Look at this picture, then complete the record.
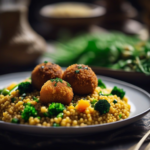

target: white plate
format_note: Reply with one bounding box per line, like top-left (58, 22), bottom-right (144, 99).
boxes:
top-left (0, 72), bottom-right (149, 136)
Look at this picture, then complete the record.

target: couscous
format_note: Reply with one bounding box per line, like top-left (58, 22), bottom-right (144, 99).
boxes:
top-left (0, 63), bottom-right (130, 127)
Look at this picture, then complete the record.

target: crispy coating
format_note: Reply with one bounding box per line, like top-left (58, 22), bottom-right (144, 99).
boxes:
top-left (40, 80), bottom-right (73, 105)
top-left (31, 62), bottom-right (63, 90)
top-left (62, 64), bottom-right (98, 95)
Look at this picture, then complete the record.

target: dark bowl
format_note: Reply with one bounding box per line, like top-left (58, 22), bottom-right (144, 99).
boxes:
top-left (40, 2), bottom-right (106, 27)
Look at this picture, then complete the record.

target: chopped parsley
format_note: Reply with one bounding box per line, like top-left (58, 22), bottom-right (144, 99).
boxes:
top-left (113, 99), bottom-right (118, 104)
top-left (67, 82), bottom-right (71, 87)
top-left (84, 67), bottom-right (88, 70)
top-left (37, 116), bottom-right (41, 120)
top-left (33, 96), bottom-right (39, 103)
top-left (119, 114), bottom-right (122, 119)
top-left (50, 78), bottom-right (63, 86)
top-left (43, 112), bottom-right (50, 117)
top-left (73, 103), bottom-right (77, 107)
top-left (77, 65), bottom-right (88, 70)
top-left (75, 70), bottom-right (80, 74)
top-left (11, 97), bottom-right (16, 102)
top-left (77, 66), bottom-right (82, 69)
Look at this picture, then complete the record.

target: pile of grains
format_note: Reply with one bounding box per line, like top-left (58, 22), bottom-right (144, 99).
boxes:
top-left (0, 86), bottom-right (130, 127)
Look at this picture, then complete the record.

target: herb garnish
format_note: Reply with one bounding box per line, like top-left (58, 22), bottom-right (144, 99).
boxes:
top-left (41, 66), bottom-right (44, 69)
top-left (44, 61), bottom-right (48, 64)
top-left (11, 97), bottom-right (16, 102)
top-left (113, 99), bottom-right (118, 104)
top-left (50, 78), bottom-right (63, 87)
top-left (84, 67), bottom-right (88, 70)
top-left (119, 114), bottom-right (122, 119)
top-left (67, 82), bottom-right (71, 87)
top-left (75, 70), bottom-right (80, 74)
top-left (33, 96), bottom-right (39, 103)
top-left (77, 66), bottom-right (82, 69)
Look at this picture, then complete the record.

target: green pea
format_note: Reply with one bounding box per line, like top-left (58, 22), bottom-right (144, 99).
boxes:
top-left (1, 88), bottom-right (10, 96)
top-left (57, 112), bottom-right (63, 118)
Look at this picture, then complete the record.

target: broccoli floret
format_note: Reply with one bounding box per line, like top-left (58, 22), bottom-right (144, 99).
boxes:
top-left (57, 112), bottom-right (64, 118)
top-left (21, 103), bottom-right (37, 121)
top-left (18, 82), bottom-right (33, 95)
top-left (48, 103), bottom-right (65, 116)
top-left (111, 86), bottom-right (125, 99)
top-left (98, 79), bottom-right (106, 89)
top-left (94, 100), bottom-right (110, 115)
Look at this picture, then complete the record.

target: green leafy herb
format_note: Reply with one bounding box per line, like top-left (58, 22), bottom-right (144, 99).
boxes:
top-left (119, 114), bottom-right (122, 119)
top-left (75, 70), bottom-right (80, 74)
top-left (33, 96), bottom-right (39, 103)
top-left (84, 67), bottom-right (88, 70)
top-left (44, 61), bottom-right (48, 64)
top-left (73, 103), bottom-right (77, 107)
top-left (11, 97), bottom-right (16, 103)
top-left (43, 112), bottom-right (50, 117)
top-left (77, 66), bottom-right (82, 69)
top-left (37, 116), bottom-right (41, 120)
top-left (113, 99), bottom-right (118, 104)
top-left (50, 78), bottom-right (63, 87)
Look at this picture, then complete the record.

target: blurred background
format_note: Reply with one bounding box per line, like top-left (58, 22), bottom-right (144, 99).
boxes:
top-left (0, 0), bottom-right (150, 86)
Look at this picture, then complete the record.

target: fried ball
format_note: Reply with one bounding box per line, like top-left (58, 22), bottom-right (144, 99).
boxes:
top-left (31, 62), bottom-right (63, 90)
top-left (40, 79), bottom-right (73, 105)
top-left (62, 64), bottom-right (98, 95)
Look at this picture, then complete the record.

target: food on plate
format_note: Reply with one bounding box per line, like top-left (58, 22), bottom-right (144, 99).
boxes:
top-left (40, 78), bottom-right (73, 104)
top-left (0, 63), bottom-right (130, 127)
top-left (31, 61), bottom-right (63, 90)
top-left (50, 3), bottom-right (92, 18)
top-left (63, 64), bottom-right (98, 95)
top-left (49, 32), bottom-right (150, 75)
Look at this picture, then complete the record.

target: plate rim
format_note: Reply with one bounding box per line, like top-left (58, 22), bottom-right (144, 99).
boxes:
top-left (0, 71), bottom-right (149, 130)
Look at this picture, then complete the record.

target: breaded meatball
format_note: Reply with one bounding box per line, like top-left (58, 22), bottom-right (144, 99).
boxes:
top-left (40, 78), bottom-right (73, 105)
top-left (31, 62), bottom-right (63, 90)
top-left (63, 64), bottom-right (98, 95)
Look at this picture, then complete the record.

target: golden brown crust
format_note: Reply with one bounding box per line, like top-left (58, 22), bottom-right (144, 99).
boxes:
top-left (31, 62), bottom-right (63, 90)
top-left (62, 64), bottom-right (98, 95)
top-left (40, 80), bottom-right (73, 105)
